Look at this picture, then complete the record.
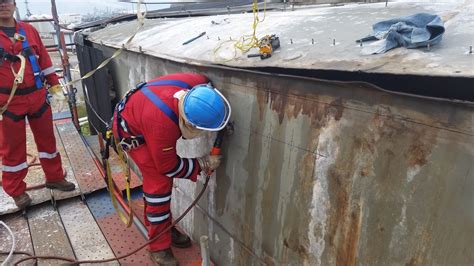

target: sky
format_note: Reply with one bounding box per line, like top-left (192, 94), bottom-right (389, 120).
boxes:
top-left (15, 0), bottom-right (171, 16)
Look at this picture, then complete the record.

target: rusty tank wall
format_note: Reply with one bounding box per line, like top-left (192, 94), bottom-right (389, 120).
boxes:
top-left (82, 44), bottom-right (473, 266)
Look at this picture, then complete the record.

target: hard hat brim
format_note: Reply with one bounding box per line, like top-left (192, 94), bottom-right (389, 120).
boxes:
top-left (183, 85), bottom-right (231, 132)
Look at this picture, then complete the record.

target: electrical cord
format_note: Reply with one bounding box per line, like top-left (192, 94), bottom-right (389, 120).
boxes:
top-left (213, 0), bottom-right (267, 62)
top-left (0, 221), bottom-right (15, 266)
top-left (11, 174), bottom-right (212, 265)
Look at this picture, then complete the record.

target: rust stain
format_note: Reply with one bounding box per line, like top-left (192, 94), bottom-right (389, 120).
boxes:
top-left (325, 111), bottom-right (388, 266)
top-left (405, 129), bottom-right (438, 168)
top-left (283, 238), bottom-right (310, 261)
top-left (254, 78), bottom-right (346, 125)
top-left (406, 228), bottom-right (432, 266)
top-left (344, 205), bottom-right (363, 266)
top-left (256, 88), bottom-right (268, 121)
top-left (263, 253), bottom-right (276, 266)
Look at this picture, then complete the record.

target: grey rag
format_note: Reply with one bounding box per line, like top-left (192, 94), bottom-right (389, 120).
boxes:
top-left (358, 13), bottom-right (445, 54)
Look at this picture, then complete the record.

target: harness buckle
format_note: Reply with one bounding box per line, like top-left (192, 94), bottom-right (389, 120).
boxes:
top-left (119, 136), bottom-right (143, 152)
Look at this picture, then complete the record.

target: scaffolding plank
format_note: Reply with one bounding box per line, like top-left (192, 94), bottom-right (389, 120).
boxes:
top-left (57, 198), bottom-right (116, 263)
top-left (0, 214), bottom-right (34, 266)
top-left (0, 126), bottom-right (80, 215)
top-left (52, 110), bottom-right (72, 121)
top-left (27, 203), bottom-right (76, 265)
top-left (99, 215), bottom-right (153, 265)
top-left (84, 135), bottom-right (142, 191)
top-left (86, 190), bottom-right (153, 265)
top-left (56, 122), bottom-right (106, 194)
top-left (129, 188), bottom-right (212, 266)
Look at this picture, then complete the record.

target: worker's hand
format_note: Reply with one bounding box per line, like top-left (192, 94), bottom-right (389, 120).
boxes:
top-left (197, 154), bottom-right (222, 174)
top-left (48, 85), bottom-right (67, 112)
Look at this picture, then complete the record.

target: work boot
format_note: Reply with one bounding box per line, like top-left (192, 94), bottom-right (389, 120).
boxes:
top-left (45, 170), bottom-right (75, 191)
top-left (149, 248), bottom-right (179, 266)
top-left (171, 227), bottom-right (191, 248)
top-left (45, 179), bottom-right (75, 191)
top-left (13, 193), bottom-right (32, 210)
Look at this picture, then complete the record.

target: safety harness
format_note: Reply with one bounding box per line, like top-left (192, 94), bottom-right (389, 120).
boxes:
top-left (102, 79), bottom-right (191, 227)
top-left (0, 27), bottom-right (44, 89)
top-left (0, 26), bottom-right (47, 121)
top-left (114, 79), bottom-right (191, 152)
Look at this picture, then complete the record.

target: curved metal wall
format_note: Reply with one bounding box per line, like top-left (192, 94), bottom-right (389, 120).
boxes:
top-left (82, 43), bottom-right (473, 266)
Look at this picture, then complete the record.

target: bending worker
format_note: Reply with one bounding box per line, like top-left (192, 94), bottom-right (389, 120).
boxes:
top-left (112, 73), bottom-right (231, 265)
top-left (1, 0), bottom-right (74, 209)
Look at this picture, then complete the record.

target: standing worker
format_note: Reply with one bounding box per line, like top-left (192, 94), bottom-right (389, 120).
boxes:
top-left (0, 0), bottom-right (74, 209)
top-left (112, 73), bottom-right (231, 265)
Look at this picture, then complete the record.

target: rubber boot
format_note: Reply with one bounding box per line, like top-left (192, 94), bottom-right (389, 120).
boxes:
top-left (45, 170), bottom-right (75, 191)
top-left (171, 227), bottom-right (191, 248)
top-left (13, 193), bottom-right (32, 209)
top-left (149, 248), bottom-right (179, 266)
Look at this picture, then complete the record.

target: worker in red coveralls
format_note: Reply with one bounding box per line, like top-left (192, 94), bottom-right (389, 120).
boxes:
top-left (0, 0), bottom-right (74, 209)
top-left (112, 73), bottom-right (231, 265)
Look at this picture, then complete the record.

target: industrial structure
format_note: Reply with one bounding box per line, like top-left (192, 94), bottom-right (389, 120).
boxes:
top-left (1, 0), bottom-right (472, 265)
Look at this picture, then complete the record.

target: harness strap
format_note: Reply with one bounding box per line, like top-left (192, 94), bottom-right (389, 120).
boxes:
top-left (141, 87), bottom-right (179, 125)
top-left (0, 86), bottom-right (39, 95)
top-left (1, 101), bottom-right (49, 122)
top-left (114, 79), bottom-right (191, 151)
top-left (0, 48), bottom-right (20, 62)
top-left (140, 79), bottom-right (192, 126)
top-left (28, 101), bottom-right (50, 120)
top-left (2, 110), bottom-right (25, 122)
top-left (18, 28), bottom-right (43, 89)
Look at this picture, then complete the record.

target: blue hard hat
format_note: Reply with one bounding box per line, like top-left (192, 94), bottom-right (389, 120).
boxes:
top-left (183, 84), bottom-right (231, 131)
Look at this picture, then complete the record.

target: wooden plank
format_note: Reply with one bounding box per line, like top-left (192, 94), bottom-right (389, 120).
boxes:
top-left (57, 198), bottom-right (117, 263)
top-left (0, 214), bottom-right (34, 266)
top-left (56, 122), bottom-right (106, 194)
top-left (27, 203), bottom-right (76, 265)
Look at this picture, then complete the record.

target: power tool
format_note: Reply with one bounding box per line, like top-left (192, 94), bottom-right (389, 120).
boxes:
top-left (247, 34), bottom-right (280, 60)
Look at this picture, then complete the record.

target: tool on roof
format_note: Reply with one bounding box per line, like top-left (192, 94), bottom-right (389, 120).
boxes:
top-left (182, 32), bottom-right (206, 45)
top-left (247, 34), bottom-right (280, 60)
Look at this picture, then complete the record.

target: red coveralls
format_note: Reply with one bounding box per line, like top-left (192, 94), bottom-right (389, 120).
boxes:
top-left (0, 21), bottom-right (64, 197)
top-left (113, 73), bottom-right (207, 251)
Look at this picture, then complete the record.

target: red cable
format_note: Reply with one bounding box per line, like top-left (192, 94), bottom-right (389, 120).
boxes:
top-left (12, 174), bottom-right (211, 265)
